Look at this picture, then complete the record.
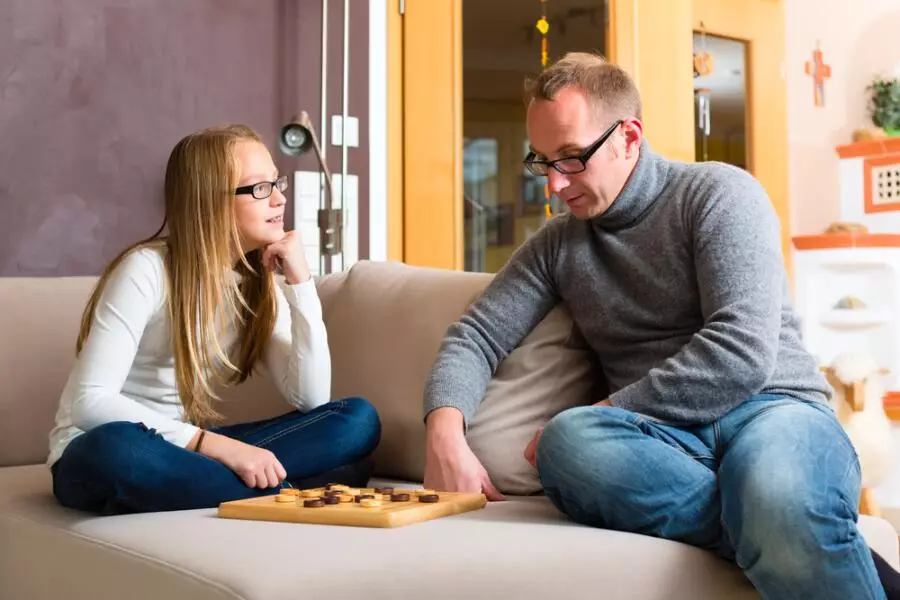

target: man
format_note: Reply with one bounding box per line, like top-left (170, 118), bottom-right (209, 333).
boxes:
top-left (422, 52), bottom-right (886, 599)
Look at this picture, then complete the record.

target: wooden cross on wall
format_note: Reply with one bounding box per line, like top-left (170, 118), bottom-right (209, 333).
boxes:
top-left (805, 40), bottom-right (831, 107)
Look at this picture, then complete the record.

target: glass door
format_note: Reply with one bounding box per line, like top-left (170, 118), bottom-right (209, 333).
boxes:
top-left (462, 0), bottom-right (610, 272)
top-left (693, 31), bottom-right (749, 170)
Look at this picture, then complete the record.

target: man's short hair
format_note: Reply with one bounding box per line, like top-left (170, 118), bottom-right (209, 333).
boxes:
top-left (524, 52), bottom-right (642, 122)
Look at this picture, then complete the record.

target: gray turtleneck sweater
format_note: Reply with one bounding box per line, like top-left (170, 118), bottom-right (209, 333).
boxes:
top-left (423, 142), bottom-right (830, 426)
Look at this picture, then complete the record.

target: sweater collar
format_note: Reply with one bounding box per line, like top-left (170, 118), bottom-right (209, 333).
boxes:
top-left (591, 140), bottom-right (670, 231)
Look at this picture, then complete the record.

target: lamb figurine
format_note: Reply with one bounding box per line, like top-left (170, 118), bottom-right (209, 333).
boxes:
top-left (821, 351), bottom-right (894, 517)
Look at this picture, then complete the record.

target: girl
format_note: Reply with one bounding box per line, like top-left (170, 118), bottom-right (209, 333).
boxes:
top-left (47, 124), bottom-right (381, 514)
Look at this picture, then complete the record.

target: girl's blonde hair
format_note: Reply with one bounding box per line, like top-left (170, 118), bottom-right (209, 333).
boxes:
top-left (76, 124), bottom-right (278, 427)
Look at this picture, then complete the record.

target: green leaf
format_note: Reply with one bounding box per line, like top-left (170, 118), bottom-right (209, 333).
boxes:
top-left (868, 77), bottom-right (900, 129)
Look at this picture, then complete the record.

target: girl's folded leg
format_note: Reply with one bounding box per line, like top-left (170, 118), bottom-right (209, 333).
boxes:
top-left (212, 396), bottom-right (381, 487)
top-left (51, 421), bottom-right (277, 514)
top-left (51, 399), bottom-right (381, 514)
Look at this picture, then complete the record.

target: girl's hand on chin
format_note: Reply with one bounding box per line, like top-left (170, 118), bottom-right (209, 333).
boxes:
top-left (261, 231), bottom-right (310, 284)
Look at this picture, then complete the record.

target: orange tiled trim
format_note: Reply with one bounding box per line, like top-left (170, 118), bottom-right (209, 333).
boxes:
top-left (793, 233), bottom-right (900, 250)
top-left (836, 137), bottom-right (900, 159)
top-left (884, 392), bottom-right (900, 421)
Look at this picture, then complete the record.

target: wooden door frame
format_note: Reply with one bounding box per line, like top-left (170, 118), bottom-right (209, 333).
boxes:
top-left (386, 0), bottom-right (404, 263)
top-left (610, 0), bottom-right (697, 162)
top-left (612, 0), bottom-right (791, 265)
top-left (386, 0), bottom-right (464, 270)
top-left (388, 0), bottom-right (791, 270)
top-left (689, 0), bottom-right (792, 271)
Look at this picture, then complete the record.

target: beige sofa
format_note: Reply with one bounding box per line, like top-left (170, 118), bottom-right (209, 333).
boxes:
top-left (1, 260), bottom-right (897, 599)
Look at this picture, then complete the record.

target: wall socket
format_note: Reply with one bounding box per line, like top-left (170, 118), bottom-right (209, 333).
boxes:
top-left (331, 116), bottom-right (359, 148)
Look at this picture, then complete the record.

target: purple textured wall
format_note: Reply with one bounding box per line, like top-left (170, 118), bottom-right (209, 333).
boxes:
top-left (0, 0), bottom-right (369, 276)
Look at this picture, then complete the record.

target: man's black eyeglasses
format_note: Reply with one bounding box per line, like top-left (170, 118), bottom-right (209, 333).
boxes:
top-left (234, 175), bottom-right (289, 200)
top-left (523, 119), bottom-right (624, 176)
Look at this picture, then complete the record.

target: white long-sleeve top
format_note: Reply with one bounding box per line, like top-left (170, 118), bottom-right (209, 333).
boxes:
top-left (47, 247), bottom-right (331, 467)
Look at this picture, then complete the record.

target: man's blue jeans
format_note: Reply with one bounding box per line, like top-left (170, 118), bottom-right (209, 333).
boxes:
top-left (536, 394), bottom-right (885, 600)
top-left (51, 397), bottom-right (381, 514)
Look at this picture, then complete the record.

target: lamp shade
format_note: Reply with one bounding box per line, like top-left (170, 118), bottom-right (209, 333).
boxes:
top-left (279, 122), bottom-right (313, 156)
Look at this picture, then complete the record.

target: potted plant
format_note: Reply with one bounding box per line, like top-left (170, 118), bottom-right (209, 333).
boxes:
top-left (868, 77), bottom-right (900, 136)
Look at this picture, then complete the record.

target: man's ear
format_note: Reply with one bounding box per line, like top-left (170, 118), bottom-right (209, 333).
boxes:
top-left (623, 118), bottom-right (644, 159)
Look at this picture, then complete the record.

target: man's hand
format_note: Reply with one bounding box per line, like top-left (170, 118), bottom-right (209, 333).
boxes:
top-left (423, 408), bottom-right (505, 501)
top-left (596, 398), bottom-right (611, 407)
top-left (524, 426), bottom-right (543, 468)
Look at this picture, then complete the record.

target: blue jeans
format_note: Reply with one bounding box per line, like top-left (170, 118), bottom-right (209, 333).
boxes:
top-left (536, 394), bottom-right (884, 600)
top-left (51, 397), bottom-right (381, 514)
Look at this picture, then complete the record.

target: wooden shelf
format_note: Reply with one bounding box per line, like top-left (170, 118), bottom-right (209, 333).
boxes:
top-left (793, 233), bottom-right (900, 251)
top-left (821, 309), bottom-right (890, 330)
top-left (885, 392), bottom-right (900, 421)
top-left (836, 137), bottom-right (900, 159)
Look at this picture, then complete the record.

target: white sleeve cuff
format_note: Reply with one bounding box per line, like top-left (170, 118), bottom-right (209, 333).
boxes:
top-left (279, 278), bottom-right (323, 316)
top-left (168, 422), bottom-right (202, 449)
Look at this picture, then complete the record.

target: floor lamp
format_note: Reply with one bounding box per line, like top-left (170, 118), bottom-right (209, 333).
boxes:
top-left (279, 111), bottom-right (343, 274)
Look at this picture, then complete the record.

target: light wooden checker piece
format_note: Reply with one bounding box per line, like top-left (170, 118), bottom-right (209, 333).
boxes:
top-left (217, 487), bottom-right (487, 528)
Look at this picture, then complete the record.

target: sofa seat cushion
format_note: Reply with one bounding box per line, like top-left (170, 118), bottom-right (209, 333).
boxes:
top-left (2, 465), bottom-right (897, 600)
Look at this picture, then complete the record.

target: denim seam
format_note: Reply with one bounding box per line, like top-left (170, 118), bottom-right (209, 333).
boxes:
top-left (680, 450), bottom-right (716, 461)
top-left (216, 419), bottom-right (280, 441)
top-left (837, 428), bottom-right (863, 493)
top-left (215, 408), bottom-right (313, 440)
top-left (255, 402), bottom-right (346, 447)
top-left (726, 401), bottom-right (785, 442)
top-left (254, 412), bottom-right (332, 447)
top-left (634, 415), bottom-right (716, 463)
top-left (712, 420), bottom-right (723, 465)
top-left (657, 446), bottom-right (716, 462)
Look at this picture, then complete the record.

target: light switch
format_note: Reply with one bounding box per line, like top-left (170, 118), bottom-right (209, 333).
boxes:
top-left (331, 116), bottom-right (359, 148)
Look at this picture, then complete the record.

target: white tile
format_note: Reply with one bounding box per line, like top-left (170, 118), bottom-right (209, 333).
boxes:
top-left (330, 174), bottom-right (359, 269)
top-left (331, 116), bottom-right (359, 148)
top-left (298, 221), bottom-right (320, 246)
top-left (291, 171), bottom-right (361, 275)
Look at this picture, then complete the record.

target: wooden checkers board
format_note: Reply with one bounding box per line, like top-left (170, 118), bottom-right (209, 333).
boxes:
top-left (217, 485), bottom-right (487, 528)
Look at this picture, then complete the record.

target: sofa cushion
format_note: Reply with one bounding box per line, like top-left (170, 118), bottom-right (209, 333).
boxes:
top-left (466, 305), bottom-right (602, 494)
top-left (315, 261), bottom-right (599, 492)
top-left (0, 277), bottom-right (98, 467)
top-left (0, 465), bottom-right (757, 599)
top-left (315, 261), bottom-right (493, 481)
top-left (3, 465), bottom-right (898, 600)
